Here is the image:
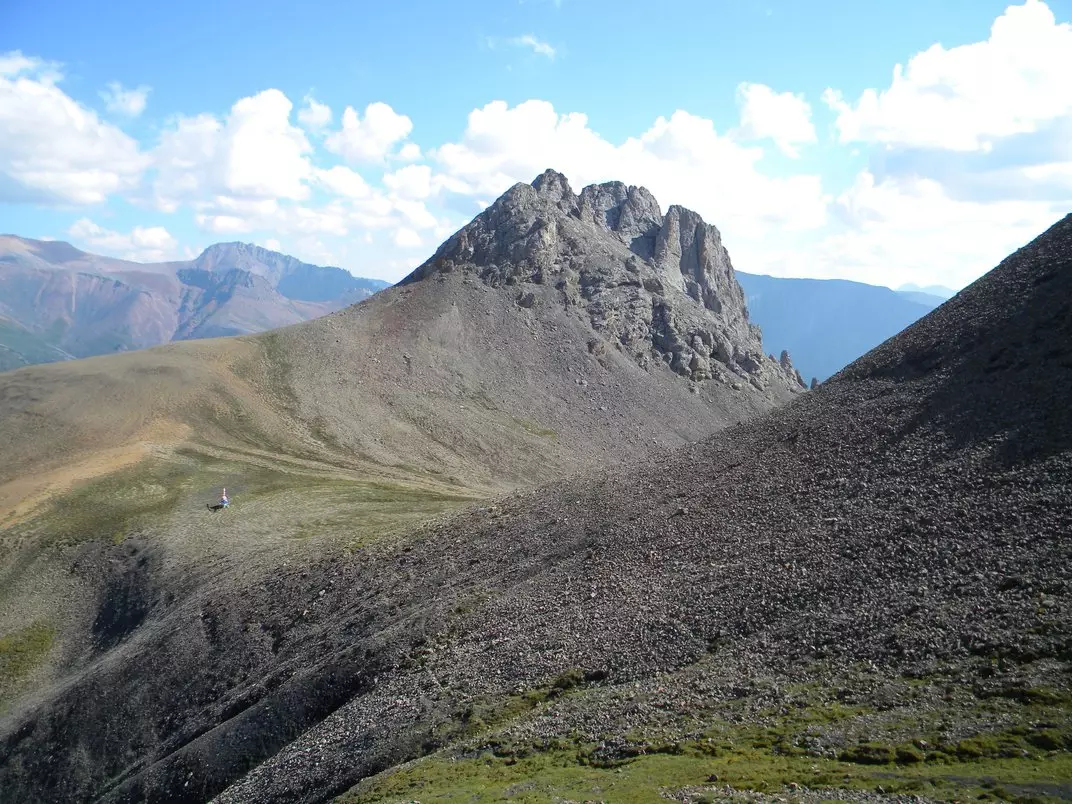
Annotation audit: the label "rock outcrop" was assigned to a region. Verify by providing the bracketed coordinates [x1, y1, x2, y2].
[405, 169, 804, 392]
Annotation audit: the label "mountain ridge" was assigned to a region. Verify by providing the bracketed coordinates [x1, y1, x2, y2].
[0, 235, 389, 369]
[736, 271, 937, 381]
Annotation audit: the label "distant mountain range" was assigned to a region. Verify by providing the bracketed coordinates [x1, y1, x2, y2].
[1, 233, 958, 383]
[0, 236, 388, 372]
[737, 272, 946, 382]
[896, 282, 957, 306]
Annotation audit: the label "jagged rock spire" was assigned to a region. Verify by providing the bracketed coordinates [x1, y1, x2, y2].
[405, 170, 804, 392]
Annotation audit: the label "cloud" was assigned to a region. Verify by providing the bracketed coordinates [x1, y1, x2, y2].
[392, 227, 423, 248]
[803, 0, 1072, 289]
[735, 82, 816, 157]
[511, 35, 556, 59]
[263, 238, 281, 251]
[67, 217, 177, 262]
[298, 95, 332, 131]
[396, 142, 422, 162]
[324, 102, 414, 164]
[100, 81, 150, 117]
[383, 164, 433, 199]
[315, 165, 372, 198]
[150, 88, 313, 211]
[0, 51, 147, 204]
[430, 99, 829, 239]
[751, 170, 1062, 290]
[823, 0, 1072, 152]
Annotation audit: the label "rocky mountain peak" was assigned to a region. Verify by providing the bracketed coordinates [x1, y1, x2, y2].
[406, 169, 804, 393]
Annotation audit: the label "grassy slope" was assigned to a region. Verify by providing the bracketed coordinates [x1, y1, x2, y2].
[0, 275, 774, 734]
[342, 667, 1072, 803]
[0, 323, 486, 720]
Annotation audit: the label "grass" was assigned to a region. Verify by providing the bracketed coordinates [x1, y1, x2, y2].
[344, 727, 1072, 804]
[13, 457, 196, 547]
[4, 435, 478, 552]
[0, 622, 55, 709]
[342, 677, 1072, 804]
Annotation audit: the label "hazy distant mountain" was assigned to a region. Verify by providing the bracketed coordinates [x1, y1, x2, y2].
[0, 236, 389, 370]
[896, 288, 949, 308]
[897, 281, 957, 304]
[736, 272, 935, 382]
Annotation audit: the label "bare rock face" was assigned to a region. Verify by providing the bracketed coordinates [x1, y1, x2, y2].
[406, 169, 804, 392]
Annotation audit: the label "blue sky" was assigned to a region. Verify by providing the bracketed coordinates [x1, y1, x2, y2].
[1, 0, 1070, 287]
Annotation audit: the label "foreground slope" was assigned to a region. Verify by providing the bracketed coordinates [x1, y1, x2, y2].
[220, 215, 1071, 802]
[0, 173, 802, 802]
[0, 236, 388, 367]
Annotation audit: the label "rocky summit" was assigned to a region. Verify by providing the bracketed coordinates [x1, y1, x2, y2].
[407, 169, 804, 392]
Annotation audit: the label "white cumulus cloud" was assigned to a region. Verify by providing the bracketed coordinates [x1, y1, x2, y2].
[100, 81, 150, 117]
[392, 227, 423, 248]
[151, 88, 313, 211]
[735, 82, 816, 157]
[753, 171, 1063, 290]
[315, 165, 372, 198]
[430, 99, 829, 239]
[298, 95, 332, 131]
[0, 51, 148, 204]
[383, 164, 433, 199]
[804, 0, 1072, 289]
[67, 217, 178, 262]
[324, 102, 414, 164]
[823, 0, 1072, 152]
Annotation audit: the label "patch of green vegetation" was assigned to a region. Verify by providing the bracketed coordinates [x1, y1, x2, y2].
[512, 417, 557, 438]
[0, 622, 55, 707]
[23, 458, 196, 546]
[341, 677, 1072, 804]
[344, 729, 1072, 804]
[426, 668, 595, 747]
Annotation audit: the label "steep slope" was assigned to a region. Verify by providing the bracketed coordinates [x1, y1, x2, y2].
[228, 214, 1069, 802]
[0, 172, 804, 802]
[0, 236, 388, 367]
[737, 271, 935, 382]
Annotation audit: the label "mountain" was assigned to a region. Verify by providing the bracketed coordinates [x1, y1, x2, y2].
[736, 271, 936, 382]
[0, 171, 805, 803]
[2, 186, 1065, 802]
[0, 236, 389, 369]
[0, 315, 75, 372]
[897, 281, 958, 300]
[895, 288, 948, 308]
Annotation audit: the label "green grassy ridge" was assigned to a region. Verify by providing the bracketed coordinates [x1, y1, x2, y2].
[344, 745, 1072, 804]
[342, 676, 1072, 804]
[344, 725, 1072, 804]
[0, 622, 55, 709]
